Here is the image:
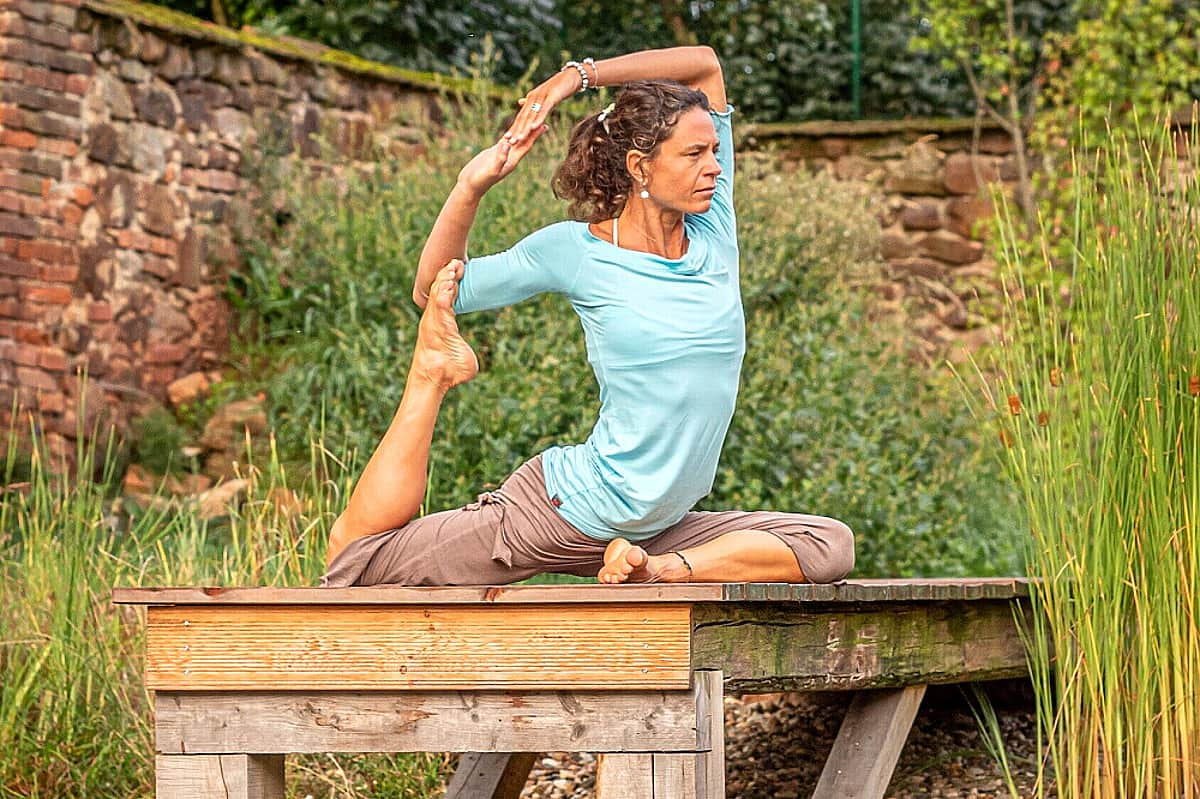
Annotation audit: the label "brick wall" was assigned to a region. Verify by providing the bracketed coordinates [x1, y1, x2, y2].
[0, 0, 453, 458]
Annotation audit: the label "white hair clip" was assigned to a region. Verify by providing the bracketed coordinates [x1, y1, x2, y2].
[597, 102, 616, 133]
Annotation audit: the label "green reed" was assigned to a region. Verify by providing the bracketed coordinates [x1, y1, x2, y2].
[959, 108, 1199, 797]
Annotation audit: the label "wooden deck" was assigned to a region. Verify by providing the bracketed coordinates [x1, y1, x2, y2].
[115, 578, 1033, 799]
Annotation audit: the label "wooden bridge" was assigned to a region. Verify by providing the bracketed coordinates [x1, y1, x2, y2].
[114, 578, 1032, 798]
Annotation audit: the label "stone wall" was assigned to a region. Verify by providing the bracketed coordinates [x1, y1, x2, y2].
[0, 0, 464, 456]
[741, 118, 1020, 360]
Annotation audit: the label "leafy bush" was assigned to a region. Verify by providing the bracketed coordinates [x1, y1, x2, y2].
[231, 94, 1022, 578]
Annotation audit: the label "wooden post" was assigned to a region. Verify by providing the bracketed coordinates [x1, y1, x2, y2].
[156, 754, 283, 799]
[811, 685, 926, 799]
[443, 753, 539, 799]
[595, 669, 725, 799]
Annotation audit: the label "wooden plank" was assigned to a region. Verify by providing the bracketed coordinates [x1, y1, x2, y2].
[115, 584, 724, 606]
[596, 754, 653, 799]
[692, 600, 1030, 692]
[443, 753, 537, 799]
[145, 603, 691, 691]
[812, 685, 927, 799]
[156, 754, 283, 799]
[155, 689, 704, 753]
[693, 670, 725, 799]
[652, 754, 697, 797]
[114, 579, 1030, 608]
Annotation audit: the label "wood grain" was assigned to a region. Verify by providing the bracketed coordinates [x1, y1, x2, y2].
[146, 604, 691, 691]
[812, 685, 927, 799]
[155, 754, 283, 799]
[692, 599, 1030, 691]
[155, 689, 704, 753]
[114, 579, 1031, 607]
[443, 753, 538, 799]
[596, 753, 653, 799]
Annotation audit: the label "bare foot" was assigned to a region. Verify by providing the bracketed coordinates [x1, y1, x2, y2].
[412, 260, 478, 391]
[598, 538, 685, 584]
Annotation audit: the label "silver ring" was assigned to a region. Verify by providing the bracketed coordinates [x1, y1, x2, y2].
[530, 102, 542, 112]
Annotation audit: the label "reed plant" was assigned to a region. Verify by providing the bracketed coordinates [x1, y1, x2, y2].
[960, 110, 1199, 796]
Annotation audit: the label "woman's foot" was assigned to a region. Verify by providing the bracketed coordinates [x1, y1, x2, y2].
[412, 260, 478, 391]
[598, 538, 690, 584]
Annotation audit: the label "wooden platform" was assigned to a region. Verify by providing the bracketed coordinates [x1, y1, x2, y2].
[115, 578, 1032, 798]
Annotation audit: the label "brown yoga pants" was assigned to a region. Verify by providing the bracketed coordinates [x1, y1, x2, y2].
[320, 454, 855, 587]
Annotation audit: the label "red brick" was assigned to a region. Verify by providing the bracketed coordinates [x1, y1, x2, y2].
[0, 170, 43, 195]
[61, 203, 82, 225]
[1, 129, 36, 149]
[17, 240, 75, 264]
[0, 60, 23, 81]
[12, 321, 43, 344]
[64, 73, 88, 96]
[13, 342, 38, 366]
[0, 194, 17, 214]
[0, 211, 37, 237]
[22, 19, 71, 49]
[39, 220, 77, 241]
[20, 284, 71, 304]
[16, 1, 51, 22]
[149, 236, 176, 257]
[0, 297, 19, 317]
[0, 147, 63, 178]
[0, 237, 17, 255]
[37, 137, 77, 157]
[38, 263, 76, 282]
[0, 319, 11, 337]
[16, 63, 66, 93]
[16, 365, 58, 391]
[70, 185, 93, 207]
[37, 391, 65, 414]
[146, 342, 188, 364]
[87, 301, 112, 322]
[0, 12, 24, 36]
[0, 276, 12, 295]
[19, 195, 53, 217]
[68, 32, 91, 53]
[0, 255, 36, 277]
[38, 347, 67, 371]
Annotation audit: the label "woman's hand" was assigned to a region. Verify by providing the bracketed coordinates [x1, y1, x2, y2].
[503, 69, 581, 145]
[456, 123, 549, 196]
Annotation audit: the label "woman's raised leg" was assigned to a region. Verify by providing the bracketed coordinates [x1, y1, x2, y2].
[327, 260, 477, 566]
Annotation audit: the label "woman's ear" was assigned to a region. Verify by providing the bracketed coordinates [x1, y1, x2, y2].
[625, 149, 650, 185]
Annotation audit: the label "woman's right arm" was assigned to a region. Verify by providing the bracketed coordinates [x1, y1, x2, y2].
[413, 126, 549, 308]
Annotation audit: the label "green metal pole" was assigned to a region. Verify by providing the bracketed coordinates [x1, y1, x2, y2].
[851, 0, 862, 119]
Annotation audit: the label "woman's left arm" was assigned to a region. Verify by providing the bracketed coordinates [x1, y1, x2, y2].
[506, 47, 726, 145]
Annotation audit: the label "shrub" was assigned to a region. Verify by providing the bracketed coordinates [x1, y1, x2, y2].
[231, 97, 1022, 578]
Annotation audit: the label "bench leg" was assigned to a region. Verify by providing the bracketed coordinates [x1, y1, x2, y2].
[596, 670, 725, 799]
[156, 754, 284, 799]
[444, 752, 539, 799]
[811, 684, 926, 799]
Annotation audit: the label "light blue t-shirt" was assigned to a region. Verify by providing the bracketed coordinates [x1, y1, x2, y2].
[454, 106, 743, 541]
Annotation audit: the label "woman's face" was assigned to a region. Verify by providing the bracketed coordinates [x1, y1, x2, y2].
[638, 107, 721, 215]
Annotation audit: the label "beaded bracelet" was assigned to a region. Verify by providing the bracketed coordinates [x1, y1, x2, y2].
[562, 59, 591, 92]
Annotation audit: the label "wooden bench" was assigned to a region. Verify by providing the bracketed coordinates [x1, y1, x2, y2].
[114, 578, 1031, 799]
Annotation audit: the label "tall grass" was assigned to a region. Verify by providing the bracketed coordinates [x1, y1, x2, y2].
[961, 111, 1199, 796]
[0, 422, 447, 797]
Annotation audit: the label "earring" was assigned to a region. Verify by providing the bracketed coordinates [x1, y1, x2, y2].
[639, 182, 650, 200]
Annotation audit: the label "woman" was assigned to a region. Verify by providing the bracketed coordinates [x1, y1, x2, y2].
[322, 46, 855, 587]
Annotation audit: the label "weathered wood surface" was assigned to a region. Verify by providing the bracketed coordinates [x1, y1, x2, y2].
[692, 599, 1030, 692]
[597, 753, 654, 799]
[156, 754, 283, 799]
[443, 753, 538, 799]
[694, 671, 726, 798]
[812, 685, 927, 799]
[145, 603, 691, 691]
[113, 578, 1030, 607]
[155, 689, 704, 753]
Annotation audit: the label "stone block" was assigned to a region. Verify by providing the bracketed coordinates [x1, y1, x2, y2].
[900, 200, 941, 231]
[87, 71, 134, 120]
[944, 152, 1000, 194]
[918, 231, 984, 264]
[156, 45, 194, 81]
[212, 107, 250, 145]
[946, 195, 994, 239]
[17, 365, 58, 391]
[133, 84, 178, 129]
[167, 370, 211, 407]
[86, 121, 129, 165]
[888, 257, 947, 279]
[141, 183, 178, 236]
[117, 58, 151, 83]
[978, 130, 1014, 154]
[200, 397, 267, 451]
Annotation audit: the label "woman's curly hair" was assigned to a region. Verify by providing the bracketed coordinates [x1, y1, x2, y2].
[552, 80, 712, 223]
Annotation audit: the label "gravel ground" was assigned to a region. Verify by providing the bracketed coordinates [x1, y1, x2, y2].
[516, 683, 1045, 799]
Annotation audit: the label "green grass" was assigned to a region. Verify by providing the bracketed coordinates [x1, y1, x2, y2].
[958, 109, 1200, 796]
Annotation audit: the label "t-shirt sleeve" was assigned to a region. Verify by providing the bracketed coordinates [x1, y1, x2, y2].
[689, 105, 736, 240]
[453, 222, 580, 314]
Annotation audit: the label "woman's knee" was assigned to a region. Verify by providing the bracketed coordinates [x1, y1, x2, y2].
[805, 517, 855, 584]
